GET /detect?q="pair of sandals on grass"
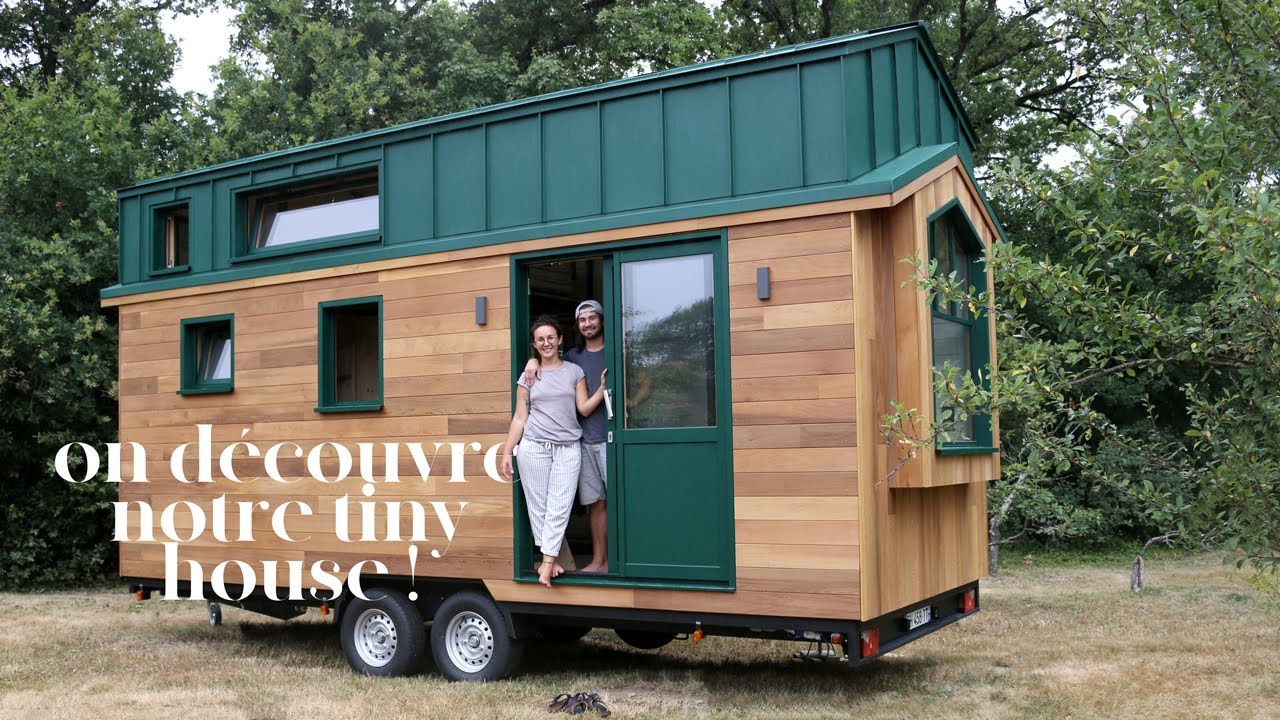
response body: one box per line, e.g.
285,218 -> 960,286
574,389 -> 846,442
549,691 -> 610,716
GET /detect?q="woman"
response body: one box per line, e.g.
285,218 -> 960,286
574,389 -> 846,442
501,315 -> 607,587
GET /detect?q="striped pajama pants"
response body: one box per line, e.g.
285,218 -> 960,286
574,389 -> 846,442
516,439 -> 580,559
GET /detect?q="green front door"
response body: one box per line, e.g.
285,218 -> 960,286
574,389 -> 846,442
609,240 -> 733,582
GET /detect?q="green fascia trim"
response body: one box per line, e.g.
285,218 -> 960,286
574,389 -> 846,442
103,146 -> 958,300
118,22 -> 973,197
845,143 -> 959,194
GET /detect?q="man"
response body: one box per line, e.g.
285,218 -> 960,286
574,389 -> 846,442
522,299 -> 609,572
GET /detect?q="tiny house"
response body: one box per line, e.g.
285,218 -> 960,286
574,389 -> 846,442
106,21 -> 1000,680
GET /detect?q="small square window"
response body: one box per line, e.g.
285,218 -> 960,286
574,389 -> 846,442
317,297 -> 382,413
153,204 -> 190,273
179,315 -> 233,394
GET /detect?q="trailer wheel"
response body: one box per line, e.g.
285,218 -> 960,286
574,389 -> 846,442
430,590 -> 523,681
614,629 -> 676,650
341,589 -> 426,677
207,602 -> 222,627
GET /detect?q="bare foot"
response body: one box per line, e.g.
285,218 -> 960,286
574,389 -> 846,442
538,561 -> 555,587
580,562 -> 608,573
552,562 -> 566,579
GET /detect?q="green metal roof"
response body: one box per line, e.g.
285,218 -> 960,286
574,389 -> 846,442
108,21 -> 989,299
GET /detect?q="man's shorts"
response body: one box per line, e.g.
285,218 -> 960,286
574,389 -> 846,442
578,441 -> 607,505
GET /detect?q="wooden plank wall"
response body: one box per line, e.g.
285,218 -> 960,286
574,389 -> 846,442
117,256 -> 518,587
113,202 -> 865,621
726,213 -> 860,619
854,166 -> 997,619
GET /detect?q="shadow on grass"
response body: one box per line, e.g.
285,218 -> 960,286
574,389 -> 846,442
165,617 -> 344,667
519,635 -> 938,697
172,617 -> 938,698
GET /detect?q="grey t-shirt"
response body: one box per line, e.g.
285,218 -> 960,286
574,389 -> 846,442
516,363 -> 585,444
564,346 -> 606,443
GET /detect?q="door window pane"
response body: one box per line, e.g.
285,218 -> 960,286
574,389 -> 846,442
621,254 -> 716,428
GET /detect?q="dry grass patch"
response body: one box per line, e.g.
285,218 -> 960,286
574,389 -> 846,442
0,553 -> 1275,719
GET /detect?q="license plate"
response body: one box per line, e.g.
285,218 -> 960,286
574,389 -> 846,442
905,606 -> 932,630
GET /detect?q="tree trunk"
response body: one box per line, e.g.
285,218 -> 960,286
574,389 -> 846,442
1130,553 -> 1144,593
989,516 -> 1001,576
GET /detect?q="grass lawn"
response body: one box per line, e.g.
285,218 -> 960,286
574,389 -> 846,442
0,552 -> 1275,719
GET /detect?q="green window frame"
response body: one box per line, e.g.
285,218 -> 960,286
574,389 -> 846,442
235,168 -> 381,262
179,314 -> 233,395
150,201 -> 190,276
928,200 -> 994,453
316,296 -> 383,413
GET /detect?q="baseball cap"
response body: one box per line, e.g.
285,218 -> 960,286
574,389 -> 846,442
575,299 -> 603,319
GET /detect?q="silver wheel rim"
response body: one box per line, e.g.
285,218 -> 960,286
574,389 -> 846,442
353,608 -> 398,668
444,610 -> 494,673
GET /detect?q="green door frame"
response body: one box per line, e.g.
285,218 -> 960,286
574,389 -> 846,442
508,230 -> 735,591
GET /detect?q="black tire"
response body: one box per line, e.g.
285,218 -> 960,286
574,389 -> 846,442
614,628 -> 676,650
340,589 -> 426,677
430,590 -> 523,681
207,602 -> 222,627
539,623 -> 592,643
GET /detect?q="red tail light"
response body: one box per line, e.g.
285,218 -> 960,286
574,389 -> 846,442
859,629 -> 880,658
961,589 -> 976,613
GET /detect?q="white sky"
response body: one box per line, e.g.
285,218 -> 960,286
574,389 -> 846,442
165,7 -> 236,96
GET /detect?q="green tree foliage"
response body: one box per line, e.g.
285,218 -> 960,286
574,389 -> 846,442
202,0 -> 523,160
717,0 -> 1111,168
468,0 -> 724,84
202,0 -> 725,162
899,0 -> 1280,570
0,3 -> 184,588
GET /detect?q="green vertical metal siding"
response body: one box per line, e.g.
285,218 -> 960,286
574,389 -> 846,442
294,156 -> 338,177
601,94 -> 664,213
487,116 -> 542,229
543,105 -> 602,221
843,52 -> 874,180
801,60 -> 846,185
250,165 -> 292,185
119,197 -> 140,283
384,137 -> 432,245
187,185 -> 213,273
435,127 -> 486,236
870,45 -> 898,168
110,23 -> 984,297
731,67 -> 803,194
918,61 -> 940,146
895,42 -> 920,154
664,81 -> 732,204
